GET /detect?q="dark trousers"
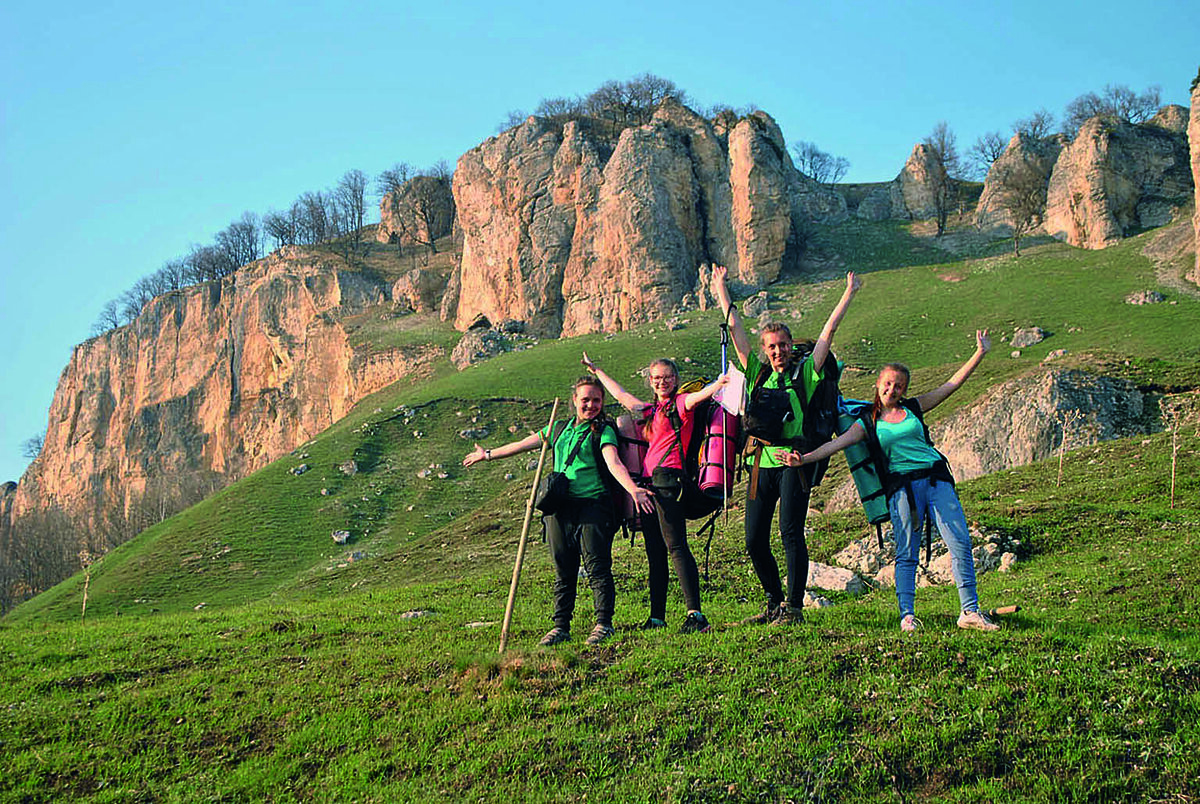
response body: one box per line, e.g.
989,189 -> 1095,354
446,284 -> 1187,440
641,487 -> 703,619
544,499 -> 616,630
744,465 -> 811,609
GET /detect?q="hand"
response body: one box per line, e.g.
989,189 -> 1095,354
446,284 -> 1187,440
780,450 -> 805,467
631,488 -> 655,514
462,444 -> 487,467
714,372 -> 730,388
976,329 -> 991,354
846,271 -> 862,295
711,264 -> 728,286
581,351 -> 597,373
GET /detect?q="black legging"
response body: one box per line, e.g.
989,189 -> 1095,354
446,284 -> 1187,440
744,465 -> 811,610
544,498 -> 616,629
641,487 -> 702,619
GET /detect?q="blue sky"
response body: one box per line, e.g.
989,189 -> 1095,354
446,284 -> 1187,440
1,0 -> 1197,484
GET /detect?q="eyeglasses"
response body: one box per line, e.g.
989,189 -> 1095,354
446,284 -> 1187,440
649,375 -> 674,383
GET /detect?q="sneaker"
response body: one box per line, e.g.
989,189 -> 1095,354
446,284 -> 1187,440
680,611 -> 711,634
538,626 -> 571,646
957,610 -> 1000,632
585,624 -> 615,646
740,603 -> 784,626
639,617 -> 668,630
772,604 -> 805,626
900,614 -> 922,632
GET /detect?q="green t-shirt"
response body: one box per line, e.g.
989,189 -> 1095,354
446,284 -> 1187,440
538,417 -> 619,499
742,351 -> 823,468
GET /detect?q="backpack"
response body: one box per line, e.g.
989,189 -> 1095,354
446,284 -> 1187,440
843,397 -> 952,565
659,380 -> 725,521
742,347 -> 843,495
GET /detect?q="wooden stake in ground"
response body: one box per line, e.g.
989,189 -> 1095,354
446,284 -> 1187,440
499,398 -> 560,653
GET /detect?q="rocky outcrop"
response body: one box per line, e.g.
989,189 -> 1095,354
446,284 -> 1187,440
377,176 -> 455,246
1044,115 -> 1193,249
855,143 -> 949,221
975,133 -> 1064,233
450,102 -> 846,337
1190,78 -> 1200,286
1147,104 -> 1189,134
6,248 -> 441,530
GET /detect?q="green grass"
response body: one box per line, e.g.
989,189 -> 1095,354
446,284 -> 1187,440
3,216 -> 1200,801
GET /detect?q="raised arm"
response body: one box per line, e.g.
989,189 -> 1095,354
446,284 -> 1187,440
582,352 -> 647,411
915,329 -> 991,413
601,444 -> 655,513
810,271 -> 862,373
462,431 -> 542,467
710,264 -> 752,368
682,372 -> 729,412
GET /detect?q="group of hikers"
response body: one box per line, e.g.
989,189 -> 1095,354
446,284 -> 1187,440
462,266 -> 1001,647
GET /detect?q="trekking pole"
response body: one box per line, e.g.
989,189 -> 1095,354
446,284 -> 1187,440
499,397 -> 560,653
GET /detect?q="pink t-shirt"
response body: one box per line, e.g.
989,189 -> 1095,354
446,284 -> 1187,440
641,396 -> 693,474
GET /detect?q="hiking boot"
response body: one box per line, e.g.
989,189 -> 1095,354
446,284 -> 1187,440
680,611 -> 711,634
639,617 -> 668,630
740,603 -> 784,625
538,626 -> 571,646
772,604 -> 805,626
957,610 -> 1000,632
585,624 -> 615,646
900,614 -> 922,632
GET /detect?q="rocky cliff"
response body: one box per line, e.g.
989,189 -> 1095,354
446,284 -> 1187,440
1190,79 -> 1200,286
450,101 -> 846,337
975,133 -> 1064,234
6,248 -> 440,532
856,143 -> 948,222
1044,115 -> 1193,249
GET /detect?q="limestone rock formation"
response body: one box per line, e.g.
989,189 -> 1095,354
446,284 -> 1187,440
1044,115 -> 1193,249
975,133 -> 1064,233
392,267 -> 448,313
1147,104 -> 1189,134
6,249 -> 441,531
855,143 -> 948,221
450,102 -> 846,338
377,175 -> 455,247
1190,77 -> 1200,286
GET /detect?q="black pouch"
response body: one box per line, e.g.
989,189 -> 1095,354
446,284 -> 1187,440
535,471 -> 569,515
743,386 -> 793,444
650,466 -> 685,503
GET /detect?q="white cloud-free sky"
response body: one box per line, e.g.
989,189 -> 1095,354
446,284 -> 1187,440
1,0 -> 1196,483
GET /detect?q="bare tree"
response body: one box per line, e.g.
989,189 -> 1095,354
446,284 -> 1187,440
1062,84 -> 1162,136
965,131 -> 1007,180
790,141 -> 850,186
215,212 -> 262,268
387,173 -> 453,255
1014,108 -> 1056,139
994,157 -> 1053,256
91,299 -> 124,334
334,169 -> 369,264
377,162 -> 414,200
20,432 -> 44,460
923,121 -> 961,237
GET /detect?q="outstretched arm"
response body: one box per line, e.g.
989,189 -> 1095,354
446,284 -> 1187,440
810,272 -> 862,373
682,373 -> 729,412
582,352 -> 647,411
915,329 -> 991,413
786,421 -> 867,467
710,264 -> 752,368
601,444 -> 655,513
463,431 -> 542,467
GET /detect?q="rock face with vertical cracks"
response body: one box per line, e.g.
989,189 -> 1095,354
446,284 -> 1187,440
7,247 -> 440,529
450,101 -> 846,337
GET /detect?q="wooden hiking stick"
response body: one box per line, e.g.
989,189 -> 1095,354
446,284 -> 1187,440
499,397 -> 560,653
986,605 -> 1021,618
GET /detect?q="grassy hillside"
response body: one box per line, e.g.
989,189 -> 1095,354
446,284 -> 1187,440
2,219 -> 1199,800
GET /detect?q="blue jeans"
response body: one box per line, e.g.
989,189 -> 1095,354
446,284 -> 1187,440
888,477 -> 979,618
